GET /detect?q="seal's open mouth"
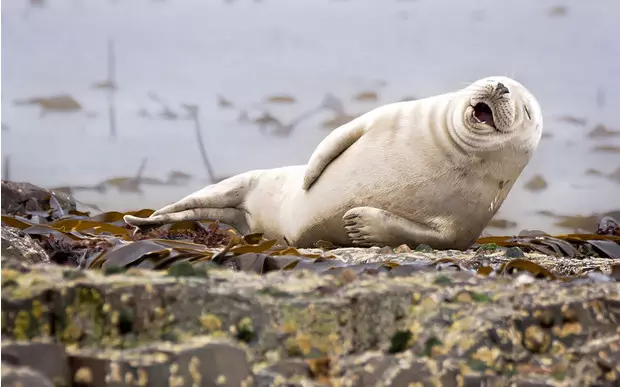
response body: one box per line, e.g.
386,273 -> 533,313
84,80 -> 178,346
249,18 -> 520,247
473,102 -> 495,129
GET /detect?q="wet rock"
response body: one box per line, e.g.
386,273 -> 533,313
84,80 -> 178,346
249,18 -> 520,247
2,253 -> 620,385
1,180 -> 76,216
1,340 -> 70,385
261,359 -> 312,378
66,337 -> 253,387
1,225 -> 50,265
1,363 -> 54,387
597,216 -> 620,236
333,352 -> 395,386
505,246 -> 525,258
254,359 -> 316,386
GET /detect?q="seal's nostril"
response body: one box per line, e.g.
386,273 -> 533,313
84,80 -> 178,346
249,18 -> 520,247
496,82 -> 510,96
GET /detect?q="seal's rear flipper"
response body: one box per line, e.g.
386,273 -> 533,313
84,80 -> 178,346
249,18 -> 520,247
122,173 -> 253,233
123,207 -> 250,235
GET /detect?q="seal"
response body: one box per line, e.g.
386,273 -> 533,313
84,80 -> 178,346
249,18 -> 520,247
124,76 -> 543,250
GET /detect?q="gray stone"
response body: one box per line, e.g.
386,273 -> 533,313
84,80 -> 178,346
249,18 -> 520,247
1,180 -> 76,216
1,363 -> 54,387
1,225 -> 50,265
1,340 -> 70,386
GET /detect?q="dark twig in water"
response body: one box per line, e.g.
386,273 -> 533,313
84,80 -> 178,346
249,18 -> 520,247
107,38 -> 117,139
2,156 -> 10,181
148,92 -> 179,120
114,157 -> 148,193
135,157 -> 148,181
596,87 -> 605,109
182,104 -> 217,182
260,105 -> 324,137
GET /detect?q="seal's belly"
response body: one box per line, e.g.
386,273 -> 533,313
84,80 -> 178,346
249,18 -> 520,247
291,133 -> 500,245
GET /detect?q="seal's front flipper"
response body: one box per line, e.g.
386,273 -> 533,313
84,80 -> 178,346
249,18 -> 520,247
302,115 -> 370,191
342,206 -> 468,250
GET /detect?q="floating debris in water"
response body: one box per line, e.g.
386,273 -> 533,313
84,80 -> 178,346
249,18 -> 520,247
320,93 -> 345,114
167,171 -> 193,185
14,95 -> 82,113
487,218 -> 518,229
607,166 -> 620,184
556,115 -> 586,126
548,5 -> 568,17
217,95 -> 234,108
585,168 -> 603,176
264,94 -> 297,104
588,124 -> 620,138
353,91 -> 378,102
524,174 -> 548,192
592,145 -> 620,154
322,113 -> 358,130
91,80 -> 117,90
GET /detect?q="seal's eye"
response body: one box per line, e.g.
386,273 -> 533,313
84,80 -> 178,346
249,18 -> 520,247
524,106 -> 531,120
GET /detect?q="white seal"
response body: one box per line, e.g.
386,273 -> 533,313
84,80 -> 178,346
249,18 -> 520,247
124,76 -> 543,250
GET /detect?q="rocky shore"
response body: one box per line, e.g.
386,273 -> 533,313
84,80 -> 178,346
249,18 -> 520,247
2,180 -> 620,387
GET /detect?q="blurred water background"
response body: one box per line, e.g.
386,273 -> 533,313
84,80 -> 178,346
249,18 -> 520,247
1,0 -> 619,235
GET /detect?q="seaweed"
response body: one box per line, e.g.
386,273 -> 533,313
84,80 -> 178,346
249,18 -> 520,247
2,193 -> 619,280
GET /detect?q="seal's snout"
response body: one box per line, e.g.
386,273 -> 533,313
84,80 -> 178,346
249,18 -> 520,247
495,82 -> 509,96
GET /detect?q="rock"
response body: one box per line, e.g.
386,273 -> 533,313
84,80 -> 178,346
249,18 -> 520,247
1,261 -> 619,385
1,180 -> 76,217
1,363 -> 54,387
1,225 -> 50,265
1,340 -> 70,386
66,337 -> 253,387
505,246 -> 525,258
302,247 -> 618,277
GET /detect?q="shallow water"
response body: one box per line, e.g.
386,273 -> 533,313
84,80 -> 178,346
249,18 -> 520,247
1,0 -> 619,235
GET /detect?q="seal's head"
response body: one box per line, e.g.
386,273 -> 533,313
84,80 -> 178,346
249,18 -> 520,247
452,76 -> 543,153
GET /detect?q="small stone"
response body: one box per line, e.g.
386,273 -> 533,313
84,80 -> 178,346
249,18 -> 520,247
103,266 -> 127,276
1,225 -> 50,265
514,273 -> 536,285
377,246 -> 393,254
1,341 -> 70,385
505,246 -> 525,258
339,268 -> 357,284
315,240 -> 334,250
388,330 -> 412,354
1,363 -> 54,387
262,359 -> 312,379
393,244 -> 412,253
610,264 -> 620,281
1,180 -> 76,216
166,261 -> 197,277
415,244 -> 433,252
523,325 -> 551,353
236,317 -> 255,343
477,243 -> 498,253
